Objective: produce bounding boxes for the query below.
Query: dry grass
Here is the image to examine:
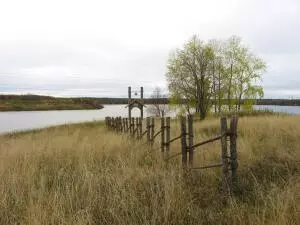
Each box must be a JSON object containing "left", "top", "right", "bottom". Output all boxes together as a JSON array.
[{"left": 0, "top": 116, "right": 299, "bottom": 225}]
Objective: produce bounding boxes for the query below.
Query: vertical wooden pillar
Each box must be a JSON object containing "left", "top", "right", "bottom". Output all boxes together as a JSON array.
[
  {"left": 131, "top": 118, "right": 135, "bottom": 137},
  {"left": 122, "top": 118, "right": 125, "bottom": 132},
  {"left": 230, "top": 115, "right": 238, "bottom": 187},
  {"left": 151, "top": 117, "right": 155, "bottom": 147},
  {"left": 161, "top": 117, "right": 165, "bottom": 152},
  {"left": 221, "top": 117, "right": 229, "bottom": 195},
  {"left": 140, "top": 86, "right": 144, "bottom": 119},
  {"left": 128, "top": 86, "right": 132, "bottom": 123},
  {"left": 188, "top": 115, "right": 194, "bottom": 167},
  {"left": 112, "top": 117, "right": 115, "bottom": 130},
  {"left": 146, "top": 117, "right": 150, "bottom": 143},
  {"left": 180, "top": 116, "right": 187, "bottom": 169},
  {"left": 135, "top": 117, "right": 139, "bottom": 138},
  {"left": 139, "top": 117, "right": 142, "bottom": 139},
  {"left": 166, "top": 117, "right": 170, "bottom": 153}
]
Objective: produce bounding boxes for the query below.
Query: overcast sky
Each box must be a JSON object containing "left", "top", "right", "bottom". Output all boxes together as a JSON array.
[{"left": 0, "top": 0, "right": 299, "bottom": 98}]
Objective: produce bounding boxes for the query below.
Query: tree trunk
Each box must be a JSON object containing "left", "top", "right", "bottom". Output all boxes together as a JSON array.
[
  {"left": 228, "top": 64, "right": 233, "bottom": 112},
  {"left": 218, "top": 62, "right": 222, "bottom": 113}
]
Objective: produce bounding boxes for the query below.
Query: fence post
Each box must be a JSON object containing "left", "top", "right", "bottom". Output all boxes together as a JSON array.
[
  {"left": 122, "top": 118, "right": 125, "bottom": 132},
  {"left": 117, "top": 117, "right": 120, "bottom": 132},
  {"left": 146, "top": 117, "right": 150, "bottom": 144},
  {"left": 120, "top": 117, "right": 122, "bottom": 132},
  {"left": 125, "top": 118, "right": 128, "bottom": 132},
  {"left": 161, "top": 117, "right": 165, "bottom": 152},
  {"left": 151, "top": 117, "right": 155, "bottom": 147},
  {"left": 135, "top": 117, "right": 139, "bottom": 138},
  {"left": 129, "top": 117, "right": 132, "bottom": 133},
  {"left": 180, "top": 116, "right": 187, "bottom": 169},
  {"left": 221, "top": 117, "right": 229, "bottom": 196},
  {"left": 230, "top": 115, "right": 238, "bottom": 188},
  {"left": 188, "top": 115, "right": 194, "bottom": 167},
  {"left": 107, "top": 117, "right": 111, "bottom": 129},
  {"left": 112, "top": 117, "right": 115, "bottom": 130},
  {"left": 132, "top": 118, "right": 135, "bottom": 137},
  {"left": 139, "top": 117, "right": 143, "bottom": 140},
  {"left": 166, "top": 117, "right": 170, "bottom": 156}
]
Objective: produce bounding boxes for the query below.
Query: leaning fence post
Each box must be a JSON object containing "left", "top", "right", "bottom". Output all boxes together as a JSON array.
[
  {"left": 125, "top": 118, "right": 128, "bottom": 132},
  {"left": 151, "top": 117, "right": 155, "bottom": 147},
  {"left": 146, "top": 117, "right": 150, "bottom": 143},
  {"left": 166, "top": 117, "right": 170, "bottom": 155},
  {"left": 112, "top": 117, "right": 115, "bottom": 130},
  {"left": 221, "top": 117, "right": 229, "bottom": 196},
  {"left": 122, "top": 118, "right": 125, "bottom": 132},
  {"left": 188, "top": 115, "right": 194, "bottom": 167},
  {"left": 230, "top": 115, "right": 238, "bottom": 188},
  {"left": 161, "top": 117, "right": 165, "bottom": 152},
  {"left": 139, "top": 118, "right": 143, "bottom": 140},
  {"left": 117, "top": 117, "right": 120, "bottom": 132},
  {"left": 180, "top": 116, "right": 187, "bottom": 169},
  {"left": 135, "top": 117, "right": 139, "bottom": 138},
  {"left": 129, "top": 117, "right": 132, "bottom": 133},
  {"left": 132, "top": 118, "right": 135, "bottom": 137}
]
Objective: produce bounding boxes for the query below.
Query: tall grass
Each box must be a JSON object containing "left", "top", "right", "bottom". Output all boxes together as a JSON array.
[{"left": 0, "top": 116, "right": 299, "bottom": 225}]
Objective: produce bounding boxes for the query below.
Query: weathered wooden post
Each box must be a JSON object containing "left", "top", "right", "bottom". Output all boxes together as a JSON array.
[
  {"left": 129, "top": 117, "right": 132, "bottom": 133},
  {"left": 140, "top": 86, "right": 144, "bottom": 119},
  {"left": 122, "top": 118, "right": 125, "bottom": 132},
  {"left": 135, "top": 117, "right": 139, "bottom": 138},
  {"left": 138, "top": 117, "right": 142, "bottom": 139},
  {"left": 188, "top": 115, "right": 194, "bottom": 167},
  {"left": 132, "top": 118, "right": 135, "bottom": 137},
  {"left": 128, "top": 86, "right": 132, "bottom": 123},
  {"left": 230, "top": 115, "right": 238, "bottom": 187},
  {"left": 146, "top": 117, "right": 151, "bottom": 143},
  {"left": 161, "top": 117, "right": 165, "bottom": 152},
  {"left": 181, "top": 116, "right": 187, "bottom": 169},
  {"left": 107, "top": 117, "right": 110, "bottom": 129},
  {"left": 112, "top": 117, "right": 115, "bottom": 130},
  {"left": 221, "top": 117, "right": 229, "bottom": 196},
  {"left": 166, "top": 117, "right": 170, "bottom": 154},
  {"left": 125, "top": 118, "right": 128, "bottom": 132},
  {"left": 117, "top": 117, "right": 120, "bottom": 132},
  {"left": 119, "top": 116, "right": 123, "bottom": 132},
  {"left": 150, "top": 117, "right": 155, "bottom": 147}
]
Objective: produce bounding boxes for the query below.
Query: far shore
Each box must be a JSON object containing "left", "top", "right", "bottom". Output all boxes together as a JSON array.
[{"left": 0, "top": 94, "right": 103, "bottom": 112}]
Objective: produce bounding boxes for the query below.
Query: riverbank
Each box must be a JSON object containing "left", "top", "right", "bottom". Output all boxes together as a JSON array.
[
  {"left": 0, "top": 95, "right": 103, "bottom": 111},
  {"left": 0, "top": 115, "right": 299, "bottom": 225}
]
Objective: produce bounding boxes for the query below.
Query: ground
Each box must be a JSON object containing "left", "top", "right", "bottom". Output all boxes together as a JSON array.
[{"left": 0, "top": 115, "right": 299, "bottom": 225}]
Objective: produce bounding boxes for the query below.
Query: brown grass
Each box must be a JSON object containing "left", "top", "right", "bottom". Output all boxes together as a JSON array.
[{"left": 0, "top": 116, "right": 299, "bottom": 225}]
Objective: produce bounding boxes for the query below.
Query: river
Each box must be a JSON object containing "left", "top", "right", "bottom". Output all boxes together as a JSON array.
[{"left": 0, "top": 104, "right": 300, "bottom": 134}]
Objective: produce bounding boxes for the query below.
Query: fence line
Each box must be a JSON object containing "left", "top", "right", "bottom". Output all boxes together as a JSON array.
[{"left": 105, "top": 115, "right": 238, "bottom": 195}]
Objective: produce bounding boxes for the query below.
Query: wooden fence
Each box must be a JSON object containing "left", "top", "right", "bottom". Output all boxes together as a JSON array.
[{"left": 105, "top": 115, "right": 238, "bottom": 194}]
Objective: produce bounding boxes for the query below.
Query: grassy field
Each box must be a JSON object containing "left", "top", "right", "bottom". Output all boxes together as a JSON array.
[{"left": 0, "top": 115, "right": 299, "bottom": 225}]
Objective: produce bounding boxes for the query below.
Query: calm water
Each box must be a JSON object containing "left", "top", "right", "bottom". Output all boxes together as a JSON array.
[{"left": 0, "top": 104, "right": 300, "bottom": 133}]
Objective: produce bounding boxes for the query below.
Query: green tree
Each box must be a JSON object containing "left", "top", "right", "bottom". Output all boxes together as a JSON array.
[
  {"left": 166, "top": 35, "right": 266, "bottom": 119},
  {"left": 167, "top": 35, "right": 214, "bottom": 120}
]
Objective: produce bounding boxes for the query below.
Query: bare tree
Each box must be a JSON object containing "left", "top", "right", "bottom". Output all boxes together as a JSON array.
[{"left": 147, "top": 87, "right": 169, "bottom": 117}]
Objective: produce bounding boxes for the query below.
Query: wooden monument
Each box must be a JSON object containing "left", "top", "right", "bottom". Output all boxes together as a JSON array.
[{"left": 127, "top": 86, "right": 144, "bottom": 120}]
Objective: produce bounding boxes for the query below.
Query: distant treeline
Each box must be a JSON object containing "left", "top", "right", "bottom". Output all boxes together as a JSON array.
[
  {"left": 95, "top": 97, "right": 300, "bottom": 106},
  {"left": 0, "top": 94, "right": 103, "bottom": 111},
  {"left": 0, "top": 95, "right": 300, "bottom": 107}
]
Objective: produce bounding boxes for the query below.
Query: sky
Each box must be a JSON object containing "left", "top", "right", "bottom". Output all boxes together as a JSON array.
[{"left": 0, "top": 0, "right": 299, "bottom": 98}]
